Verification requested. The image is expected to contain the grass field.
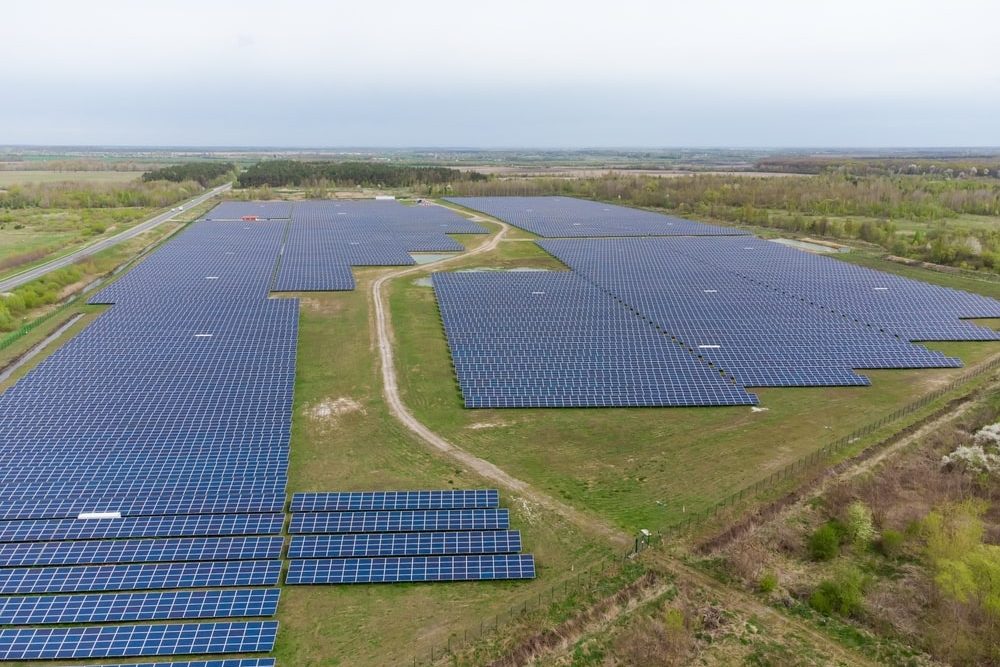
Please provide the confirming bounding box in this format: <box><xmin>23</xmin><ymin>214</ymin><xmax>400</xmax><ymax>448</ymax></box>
<box><xmin>0</xmin><ymin>170</ymin><xmax>141</xmax><ymax>186</ymax></box>
<box><xmin>0</xmin><ymin>207</ymin><xmax>158</xmax><ymax>279</ymax></box>
<box><xmin>388</xmin><ymin>228</ymin><xmax>1000</xmax><ymax>535</ymax></box>
<box><xmin>275</xmin><ymin>264</ymin><xmax>617</xmax><ymax>667</ymax></box>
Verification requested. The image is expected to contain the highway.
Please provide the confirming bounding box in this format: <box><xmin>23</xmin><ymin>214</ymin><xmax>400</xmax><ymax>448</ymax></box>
<box><xmin>0</xmin><ymin>182</ymin><xmax>231</xmax><ymax>293</ymax></box>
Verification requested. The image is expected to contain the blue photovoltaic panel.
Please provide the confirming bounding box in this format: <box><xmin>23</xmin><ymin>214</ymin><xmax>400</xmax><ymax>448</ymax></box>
<box><xmin>0</xmin><ymin>218</ymin><xmax>295</xmax><ymax>534</ymax></box>
<box><xmin>0</xmin><ymin>514</ymin><xmax>284</xmax><ymax>543</ymax></box>
<box><xmin>0</xmin><ymin>588</ymin><xmax>280</xmax><ymax>625</ymax></box>
<box><xmin>288</xmin><ymin>530</ymin><xmax>522</xmax><ymax>558</ymax></box>
<box><xmin>204</xmin><ymin>201</ymin><xmax>293</xmax><ymax>219</ymax></box>
<box><xmin>290</xmin><ymin>489</ymin><xmax>500</xmax><ymax>512</ymax></box>
<box><xmin>445</xmin><ymin>196</ymin><xmax>747</xmax><ymax>237</ymax></box>
<box><xmin>432</xmin><ymin>271</ymin><xmax>758</xmax><ymax>407</ymax></box>
<box><xmin>68</xmin><ymin>661</ymin><xmax>276</xmax><ymax>667</ymax></box>
<box><xmin>0</xmin><ymin>560</ymin><xmax>280</xmax><ymax>595</ymax></box>
<box><xmin>273</xmin><ymin>199</ymin><xmax>486</xmax><ymax>291</ymax></box>
<box><xmin>539</xmin><ymin>238</ymin><xmax>966</xmax><ymax>388</ymax></box>
<box><xmin>68</xmin><ymin>661</ymin><xmax>275</xmax><ymax>667</ymax></box>
<box><xmin>0</xmin><ymin>493</ymin><xmax>287</xmax><ymax>521</ymax></box>
<box><xmin>0</xmin><ymin>536</ymin><xmax>284</xmax><ymax>567</ymax></box>
<box><xmin>290</xmin><ymin>509</ymin><xmax>510</xmax><ymax>534</ymax></box>
<box><xmin>0</xmin><ymin>621</ymin><xmax>278</xmax><ymax>660</ymax></box>
<box><xmin>286</xmin><ymin>554</ymin><xmax>536</xmax><ymax>584</ymax></box>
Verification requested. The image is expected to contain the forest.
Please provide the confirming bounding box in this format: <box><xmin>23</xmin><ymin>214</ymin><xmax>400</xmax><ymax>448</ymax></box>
<box><xmin>237</xmin><ymin>160</ymin><xmax>485</xmax><ymax>188</ymax></box>
<box><xmin>142</xmin><ymin>162</ymin><xmax>235</xmax><ymax>186</ymax></box>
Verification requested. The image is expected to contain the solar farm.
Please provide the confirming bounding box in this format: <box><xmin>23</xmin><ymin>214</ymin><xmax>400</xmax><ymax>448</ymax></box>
<box><xmin>1</xmin><ymin>194</ymin><xmax>999</xmax><ymax>665</ymax></box>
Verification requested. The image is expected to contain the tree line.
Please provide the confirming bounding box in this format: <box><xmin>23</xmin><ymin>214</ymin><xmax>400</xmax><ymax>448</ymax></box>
<box><xmin>142</xmin><ymin>162</ymin><xmax>235</xmax><ymax>187</ymax></box>
<box><xmin>237</xmin><ymin>160</ymin><xmax>485</xmax><ymax>188</ymax></box>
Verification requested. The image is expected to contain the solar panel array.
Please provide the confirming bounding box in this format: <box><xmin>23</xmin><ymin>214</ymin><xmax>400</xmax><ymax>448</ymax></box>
<box><xmin>204</xmin><ymin>201</ymin><xmax>293</xmax><ymax>220</ymax></box>
<box><xmin>286</xmin><ymin>489</ymin><xmax>535</xmax><ymax>585</ymax></box>
<box><xmin>540</xmin><ymin>238</ymin><xmax>966</xmax><ymax>387</ymax></box>
<box><xmin>433</xmin><ymin>271</ymin><xmax>758</xmax><ymax>407</ymax></box>
<box><xmin>0</xmin><ymin>217</ymin><xmax>294</xmax><ymax>660</ymax></box>
<box><xmin>637</xmin><ymin>237</ymin><xmax>1000</xmax><ymax>342</ymax></box>
<box><xmin>274</xmin><ymin>200</ymin><xmax>487</xmax><ymax>290</ymax></box>
<box><xmin>446</xmin><ymin>196</ymin><xmax>748</xmax><ymax>237</ymax></box>
<box><xmin>432</xmin><ymin>198</ymin><xmax>1000</xmax><ymax>406</ymax></box>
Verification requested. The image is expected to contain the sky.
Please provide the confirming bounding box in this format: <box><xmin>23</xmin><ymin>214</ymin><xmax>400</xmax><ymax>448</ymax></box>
<box><xmin>2</xmin><ymin>0</ymin><xmax>999</xmax><ymax>147</ymax></box>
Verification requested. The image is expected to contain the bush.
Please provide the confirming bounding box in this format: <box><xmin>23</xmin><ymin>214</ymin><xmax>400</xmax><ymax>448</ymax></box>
<box><xmin>758</xmin><ymin>571</ymin><xmax>778</xmax><ymax>593</ymax></box>
<box><xmin>878</xmin><ymin>529</ymin><xmax>905</xmax><ymax>558</ymax></box>
<box><xmin>809</xmin><ymin>567</ymin><xmax>867</xmax><ymax>618</ymax></box>
<box><xmin>809</xmin><ymin>522</ymin><xmax>842</xmax><ymax>561</ymax></box>
<box><xmin>844</xmin><ymin>501</ymin><xmax>877</xmax><ymax>546</ymax></box>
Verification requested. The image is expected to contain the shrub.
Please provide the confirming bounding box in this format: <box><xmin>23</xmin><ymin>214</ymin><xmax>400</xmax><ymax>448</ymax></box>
<box><xmin>809</xmin><ymin>566</ymin><xmax>867</xmax><ymax>618</ymax></box>
<box><xmin>844</xmin><ymin>501</ymin><xmax>877</xmax><ymax>546</ymax></box>
<box><xmin>809</xmin><ymin>522</ymin><xmax>841</xmax><ymax>561</ymax></box>
<box><xmin>758</xmin><ymin>571</ymin><xmax>778</xmax><ymax>593</ymax></box>
<box><xmin>878</xmin><ymin>529</ymin><xmax>905</xmax><ymax>558</ymax></box>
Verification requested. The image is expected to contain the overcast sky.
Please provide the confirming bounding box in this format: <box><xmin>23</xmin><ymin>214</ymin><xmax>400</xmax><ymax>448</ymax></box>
<box><xmin>2</xmin><ymin>0</ymin><xmax>998</xmax><ymax>147</ymax></box>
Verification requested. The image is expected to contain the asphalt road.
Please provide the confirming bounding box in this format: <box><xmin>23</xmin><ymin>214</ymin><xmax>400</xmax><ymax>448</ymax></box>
<box><xmin>0</xmin><ymin>182</ymin><xmax>231</xmax><ymax>293</ymax></box>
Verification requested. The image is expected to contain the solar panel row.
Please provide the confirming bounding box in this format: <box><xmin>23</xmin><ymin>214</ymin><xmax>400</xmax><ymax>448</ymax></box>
<box><xmin>0</xmin><ymin>588</ymin><xmax>279</xmax><ymax>625</ymax></box>
<box><xmin>287</xmin><ymin>555</ymin><xmax>536</xmax><ymax>584</ymax></box>
<box><xmin>63</xmin><ymin>661</ymin><xmax>276</xmax><ymax>667</ymax></box>
<box><xmin>288</xmin><ymin>530</ymin><xmax>522</xmax><ymax>558</ymax></box>
<box><xmin>290</xmin><ymin>489</ymin><xmax>500</xmax><ymax>512</ymax></box>
<box><xmin>290</xmin><ymin>509</ymin><xmax>511</xmax><ymax>534</ymax></box>
<box><xmin>0</xmin><ymin>560</ymin><xmax>281</xmax><ymax>595</ymax></box>
<box><xmin>63</xmin><ymin>661</ymin><xmax>275</xmax><ymax>667</ymax></box>
<box><xmin>0</xmin><ymin>536</ymin><xmax>284</xmax><ymax>567</ymax></box>
<box><xmin>0</xmin><ymin>621</ymin><xmax>278</xmax><ymax>660</ymax></box>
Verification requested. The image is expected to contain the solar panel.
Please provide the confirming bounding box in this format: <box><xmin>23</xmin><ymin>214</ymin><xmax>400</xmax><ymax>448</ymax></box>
<box><xmin>290</xmin><ymin>489</ymin><xmax>500</xmax><ymax>512</ymax></box>
<box><xmin>0</xmin><ymin>536</ymin><xmax>284</xmax><ymax>567</ymax></box>
<box><xmin>0</xmin><ymin>621</ymin><xmax>278</xmax><ymax>660</ymax></box>
<box><xmin>0</xmin><ymin>560</ymin><xmax>281</xmax><ymax>595</ymax></box>
<box><xmin>0</xmin><ymin>588</ymin><xmax>280</xmax><ymax>625</ymax></box>
<box><xmin>288</xmin><ymin>530</ymin><xmax>522</xmax><ymax>558</ymax></box>
<box><xmin>445</xmin><ymin>196</ymin><xmax>747</xmax><ymax>237</ymax></box>
<box><xmin>289</xmin><ymin>509</ymin><xmax>510</xmax><ymax>534</ymax></box>
<box><xmin>0</xmin><ymin>493</ymin><xmax>287</xmax><ymax>521</ymax></box>
<box><xmin>0</xmin><ymin>514</ymin><xmax>285</xmax><ymax>543</ymax></box>
<box><xmin>538</xmin><ymin>238</ymin><xmax>967</xmax><ymax>388</ymax></box>
<box><xmin>65</xmin><ymin>661</ymin><xmax>276</xmax><ymax>667</ymax></box>
<box><xmin>432</xmin><ymin>271</ymin><xmax>758</xmax><ymax>407</ymax></box>
<box><xmin>286</xmin><ymin>554</ymin><xmax>536</xmax><ymax>584</ymax></box>
<box><xmin>65</xmin><ymin>661</ymin><xmax>275</xmax><ymax>667</ymax></box>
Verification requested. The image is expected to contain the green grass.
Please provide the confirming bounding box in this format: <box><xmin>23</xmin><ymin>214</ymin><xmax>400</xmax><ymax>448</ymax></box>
<box><xmin>389</xmin><ymin>238</ymin><xmax>1000</xmax><ymax>535</ymax></box>
<box><xmin>0</xmin><ymin>207</ymin><xmax>158</xmax><ymax>279</ymax></box>
<box><xmin>0</xmin><ymin>170</ymin><xmax>142</xmax><ymax>186</ymax></box>
<box><xmin>276</xmin><ymin>269</ymin><xmax>615</xmax><ymax>667</ymax></box>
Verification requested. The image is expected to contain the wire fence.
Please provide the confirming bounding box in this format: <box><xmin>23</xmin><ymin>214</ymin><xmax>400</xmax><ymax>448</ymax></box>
<box><xmin>414</xmin><ymin>351</ymin><xmax>1000</xmax><ymax>665</ymax></box>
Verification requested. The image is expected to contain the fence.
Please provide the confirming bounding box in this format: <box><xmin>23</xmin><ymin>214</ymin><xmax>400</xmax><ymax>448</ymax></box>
<box><xmin>414</xmin><ymin>352</ymin><xmax>1000</xmax><ymax>665</ymax></box>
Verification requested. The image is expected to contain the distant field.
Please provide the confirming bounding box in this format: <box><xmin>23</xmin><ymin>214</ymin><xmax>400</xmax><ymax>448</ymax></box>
<box><xmin>389</xmin><ymin>224</ymin><xmax>1000</xmax><ymax>534</ymax></box>
<box><xmin>0</xmin><ymin>170</ymin><xmax>141</xmax><ymax>186</ymax></box>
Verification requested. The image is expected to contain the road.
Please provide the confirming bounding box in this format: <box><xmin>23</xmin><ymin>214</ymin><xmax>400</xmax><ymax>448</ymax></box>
<box><xmin>0</xmin><ymin>182</ymin><xmax>231</xmax><ymax>293</ymax></box>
